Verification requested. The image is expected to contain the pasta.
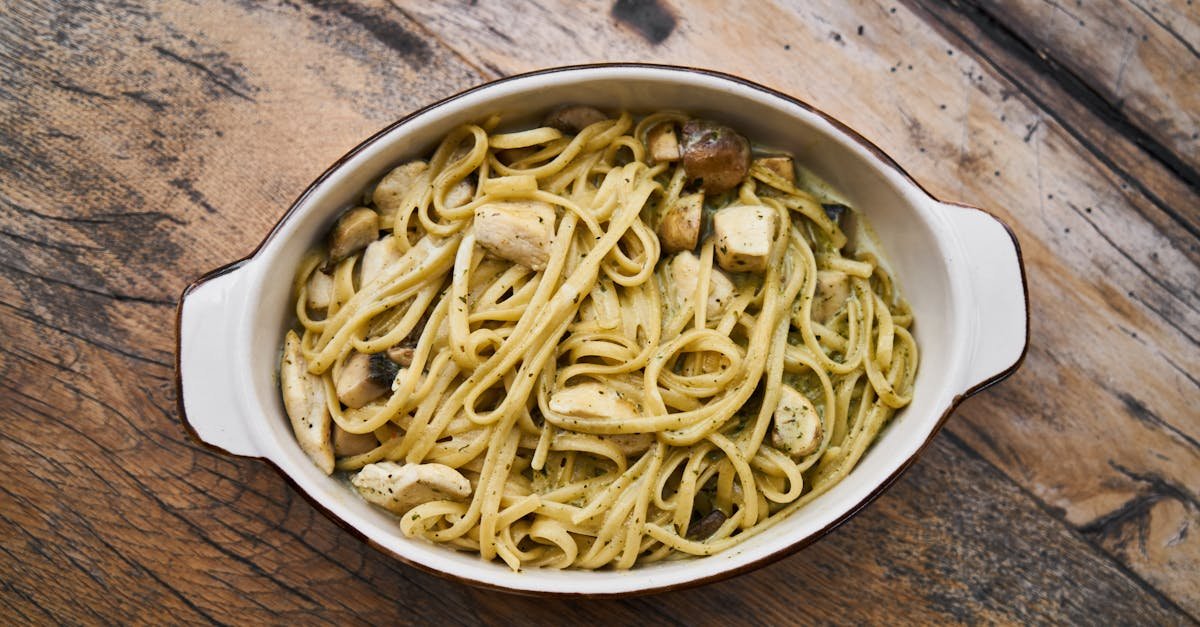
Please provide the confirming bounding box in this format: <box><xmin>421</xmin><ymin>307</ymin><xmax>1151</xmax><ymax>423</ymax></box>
<box><xmin>279</xmin><ymin>106</ymin><xmax>918</xmax><ymax>570</ymax></box>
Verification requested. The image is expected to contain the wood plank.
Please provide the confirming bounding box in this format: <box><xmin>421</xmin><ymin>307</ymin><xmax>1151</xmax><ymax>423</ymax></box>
<box><xmin>0</xmin><ymin>0</ymin><xmax>1195</xmax><ymax>621</ymax></box>
<box><xmin>398</xmin><ymin>0</ymin><xmax>1200</xmax><ymax>611</ymax></box>
<box><xmin>0</xmin><ymin>310</ymin><xmax>1188</xmax><ymax>623</ymax></box>
<box><xmin>968</xmin><ymin>0</ymin><xmax>1199</xmax><ymax>181</ymax></box>
<box><xmin>905</xmin><ymin>0</ymin><xmax>1200</xmax><ymax>275</ymax></box>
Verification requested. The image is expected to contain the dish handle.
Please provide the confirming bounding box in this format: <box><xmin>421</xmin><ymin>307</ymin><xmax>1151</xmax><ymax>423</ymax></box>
<box><xmin>936</xmin><ymin>202</ymin><xmax>1029</xmax><ymax>392</ymax></box>
<box><xmin>177</xmin><ymin>264</ymin><xmax>263</xmax><ymax>459</ymax></box>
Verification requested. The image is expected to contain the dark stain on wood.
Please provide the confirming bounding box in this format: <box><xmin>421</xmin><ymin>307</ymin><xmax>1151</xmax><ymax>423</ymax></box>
<box><xmin>121</xmin><ymin>90</ymin><xmax>169</xmax><ymax>112</ymax></box>
<box><xmin>311</xmin><ymin>0</ymin><xmax>433</xmax><ymax>69</ymax></box>
<box><xmin>1080</xmin><ymin>462</ymin><xmax>1199</xmax><ymax>557</ymax></box>
<box><xmin>611</xmin><ymin>0</ymin><xmax>676</xmax><ymax>45</ymax></box>
<box><xmin>50</xmin><ymin>79</ymin><xmax>116</xmax><ymax>101</ymax></box>
<box><xmin>1117</xmin><ymin>392</ymin><xmax>1200</xmax><ymax>450</ymax></box>
<box><xmin>152</xmin><ymin>45</ymin><xmax>258</xmax><ymax>102</ymax></box>
<box><xmin>169</xmin><ymin>178</ymin><xmax>219</xmax><ymax>214</ymax></box>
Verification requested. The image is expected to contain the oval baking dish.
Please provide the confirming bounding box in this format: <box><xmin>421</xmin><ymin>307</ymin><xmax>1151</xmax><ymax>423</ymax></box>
<box><xmin>176</xmin><ymin>64</ymin><xmax>1028</xmax><ymax>596</ymax></box>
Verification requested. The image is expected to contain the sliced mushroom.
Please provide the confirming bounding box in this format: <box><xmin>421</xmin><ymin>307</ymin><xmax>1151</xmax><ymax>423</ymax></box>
<box><xmin>713</xmin><ymin>204</ymin><xmax>778</xmax><ymax>273</ymax></box>
<box><xmin>658</xmin><ymin>192</ymin><xmax>703</xmax><ymax>253</ymax></box>
<box><xmin>360</xmin><ymin>235</ymin><xmax>402</xmax><ymax>288</ymax></box>
<box><xmin>548</xmin><ymin>381</ymin><xmax>638</xmax><ymax>420</ymax></box>
<box><xmin>333</xmin><ymin>424</ymin><xmax>379</xmax><ymax>457</ymax></box>
<box><xmin>373</xmin><ymin>160</ymin><xmax>429</xmax><ymax>216</ymax></box>
<box><xmin>327</xmin><ymin>207</ymin><xmax>379</xmax><ymax>268</ymax></box>
<box><xmin>281</xmin><ymin>330</ymin><xmax>334</xmax><ymax>474</ymax></box>
<box><xmin>687</xmin><ymin>509</ymin><xmax>728</xmax><ymax>540</ymax></box>
<box><xmin>680</xmin><ymin>119</ymin><xmax>751</xmax><ymax>194</ymax></box>
<box><xmin>543</xmin><ymin>105</ymin><xmax>608</xmax><ymax>134</ymax></box>
<box><xmin>753</xmin><ymin>155</ymin><xmax>795</xmax><ymax>184</ymax></box>
<box><xmin>771</xmin><ymin>385</ymin><xmax>823</xmax><ymax>459</ymax></box>
<box><xmin>336</xmin><ymin>352</ymin><xmax>399</xmax><ymax>409</ymax></box>
<box><xmin>474</xmin><ymin>200</ymin><xmax>556</xmax><ymax>271</ymax></box>
<box><xmin>385</xmin><ymin>312</ymin><xmax>427</xmax><ymax>367</ymax></box>
<box><xmin>647</xmin><ymin>122</ymin><xmax>681</xmax><ymax>163</ymax></box>
<box><xmin>351</xmin><ymin>461</ymin><xmax>472</xmax><ymax>516</ymax></box>
<box><xmin>822</xmin><ymin>203</ymin><xmax>849</xmax><ymax>223</ymax></box>
<box><xmin>386</xmin><ymin>346</ymin><xmax>415</xmax><ymax>367</ymax></box>
<box><xmin>306</xmin><ymin>269</ymin><xmax>334</xmax><ymax>314</ymax></box>
<box><xmin>668</xmin><ymin>251</ymin><xmax>736</xmax><ymax>320</ymax></box>
<box><xmin>812</xmin><ymin>270</ymin><xmax>850</xmax><ymax>323</ymax></box>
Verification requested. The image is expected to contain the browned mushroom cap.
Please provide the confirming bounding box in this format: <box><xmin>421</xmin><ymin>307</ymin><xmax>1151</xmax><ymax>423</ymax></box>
<box><xmin>687</xmin><ymin>509</ymin><xmax>728</xmax><ymax>540</ymax></box>
<box><xmin>543</xmin><ymin>105</ymin><xmax>608</xmax><ymax>134</ymax></box>
<box><xmin>680</xmin><ymin>119</ymin><xmax>751</xmax><ymax>194</ymax></box>
<box><xmin>327</xmin><ymin>207</ymin><xmax>379</xmax><ymax>267</ymax></box>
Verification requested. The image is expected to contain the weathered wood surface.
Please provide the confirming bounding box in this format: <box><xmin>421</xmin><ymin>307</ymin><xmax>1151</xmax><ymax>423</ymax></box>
<box><xmin>0</xmin><ymin>0</ymin><xmax>1195</xmax><ymax>623</ymax></box>
<box><xmin>973</xmin><ymin>0</ymin><xmax>1200</xmax><ymax>177</ymax></box>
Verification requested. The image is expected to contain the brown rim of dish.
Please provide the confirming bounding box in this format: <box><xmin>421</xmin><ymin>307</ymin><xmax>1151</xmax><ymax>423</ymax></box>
<box><xmin>173</xmin><ymin>63</ymin><xmax>1031</xmax><ymax>598</ymax></box>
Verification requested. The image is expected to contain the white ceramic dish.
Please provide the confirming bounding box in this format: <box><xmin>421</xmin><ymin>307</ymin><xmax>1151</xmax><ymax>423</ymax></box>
<box><xmin>176</xmin><ymin>64</ymin><xmax>1028</xmax><ymax>596</ymax></box>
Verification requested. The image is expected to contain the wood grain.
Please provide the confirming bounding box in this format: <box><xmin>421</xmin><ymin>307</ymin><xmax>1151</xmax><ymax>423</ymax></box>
<box><xmin>972</xmin><ymin>0</ymin><xmax>1200</xmax><ymax>178</ymax></box>
<box><xmin>1</xmin><ymin>0</ymin><xmax>1196</xmax><ymax>623</ymax></box>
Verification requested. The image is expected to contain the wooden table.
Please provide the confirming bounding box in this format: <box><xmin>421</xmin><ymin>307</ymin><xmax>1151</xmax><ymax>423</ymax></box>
<box><xmin>2</xmin><ymin>0</ymin><xmax>1196</xmax><ymax>623</ymax></box>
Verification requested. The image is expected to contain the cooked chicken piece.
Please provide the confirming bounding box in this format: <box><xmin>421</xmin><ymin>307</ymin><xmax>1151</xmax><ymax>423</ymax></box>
<box><xmin>680</xmin><ymin>119</ymin><xmax>751</xmax><ymax>194</ymax></box>
<box><xmin>647</xmin><ymin>122</ymin><xmax>681</xmax><ymax>163</ymax></box>
<box><xmin>360</xmin><ymin>236</ymin><xmax>402</xmax><ymax>288</ymax></box>
<box><xmin>753</xmin><ymin>155</ymin><xmax>795</xmax><ymax>184</ymax></box>
<box><xmin>336</xmin><ymin>352</ymin><xmax>399</xmax><ymax>408</ymax></box>
<box><xmin>373</xmin><ymin>160</ymin><xmax>429</xmax><ymax>216</ymax></box>
<box><xmin>812</xmin><ymin>270</ymin><xmax>850</xmax><ymax>323</ymax></box>
<box><xmin>306</xmin><ymin>269</ymin><xmax>334</xmax><ymax>314</ymax></box>
<box><xmin>474</xmin><ymin>200</ymin><xmax>556</xmax><ymax>271</ymax></box>
<box><xmin>333</xmin><ymin>425</ymin><xmax>379</xmax><ymax>457</ymax></box>
<box><xmin>668</xmin><ymin>251</ymin><xmax>736</xmax><ymax>320</ymax></box>
<box><xmin>771</xmin><ymin>385</ymin><xmax>823</xmax><ymax>459</ymax></box>
<box><xmin>351</xmin><ymin>461</ymin><xmax>472</xmax><ymax>515</ymax></box>
<box><xmin>549</xmin><ymin>381</ymin><xmax>639</xmax><ymax>420</ymax></box>
<box><xmin>658</xmin><ymin>192</ymin><xmax>703</xmax><ymax>253</ymax></box>
<box><xmin>327</xmin><ymin>207</ymin><xmax>379</xmax><ymax>267</ymax></box>
<box><xmin>713</xmin><ymin>205</ymin><xmax>778</xmax><ymax>273</ymax></box>
<box><xmin>543</xmin><ymin>105</ymin><xmax>608</xmax><ymax>134</ymax></box>
<box><xmin>444</xmin><ymin>179</ymin><xmax>475</xmax><ymax>209</ymax></box>
<box><xmin>281</xmin><ymin>330</ymin><xmax>334</xmax><ymax>474</ymax></box>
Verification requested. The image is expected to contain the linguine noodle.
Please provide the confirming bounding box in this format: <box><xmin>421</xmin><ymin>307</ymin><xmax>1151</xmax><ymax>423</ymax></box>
<box><xmin>281</xmin><ymin>109</ymin><xmax>918</xmax><ymax>570</ymax></box>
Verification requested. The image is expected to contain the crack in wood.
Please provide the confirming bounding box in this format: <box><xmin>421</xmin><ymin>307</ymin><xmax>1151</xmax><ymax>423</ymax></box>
<box><xmin>1116</xmin><ymin>391</ymin><xmax>1200</xmax><ymax>451</ymax></box>
<box><xmin>1126</xmin><ymin>0</ymin><xmax>1200</xmax><ymax>60</ymax></box>
<box><xmin>0</xmin><ymin>300</ymin><xmax>171</xmax><ymax>368</ymax></box>
<box><xmin>1064</xmin><ymin>201</ymin><xmax>1200</xmax><ymax>316</ymax></box>
<box><xmin>0</xmin><ymin>259</ymin><xmax>174</xmax><ymax>306</ymax></box>
<box><xmin>152</xmin><ymin>45</ymin><xmax>257</xmax><ymax>103</ymax></box>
